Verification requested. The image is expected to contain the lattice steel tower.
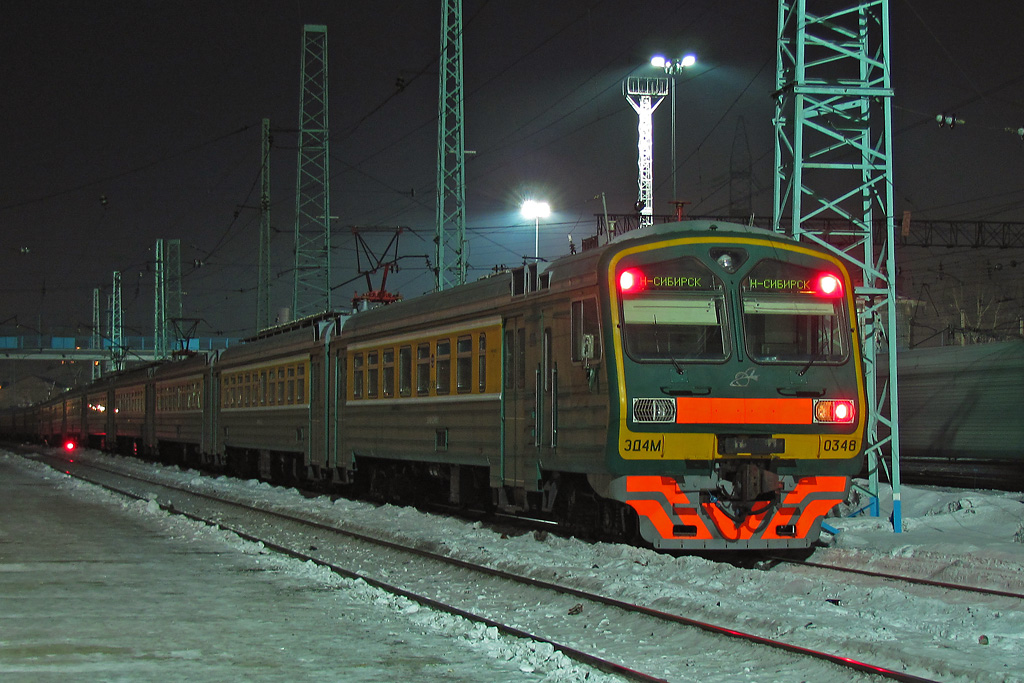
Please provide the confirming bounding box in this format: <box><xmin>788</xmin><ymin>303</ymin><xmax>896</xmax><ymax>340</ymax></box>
<box><xmin>293</xmin><ymin>25</ymin><xmax>331</xmax><ymax>318</ymax></box>
<box><xmin>435</xmin><ymin>0</ymin><xmax>467</xmax><ymax>290</ymax></box>
<box><xmin>773</xmin><ymin>0</ymin><xmax>901</xmax><ymax>530</ymax></box>
<box><xmin>154</xmin><ymin>239</ymin><xmax>167</xmax><ymax>360</ymax></box>
<box><xmin>258</xmin><ymin>118</ymin><xmax>272</xmax><ymax>331</ymax></box>
<box><xmin>108</xmin><ymin>271</ymin><xmax>124</xmax><ymax>373</ymax></box>
<box><xmin>624</xmin><ymin>77</ymin><xmax>668</xmax><ymax>228</ymax></box>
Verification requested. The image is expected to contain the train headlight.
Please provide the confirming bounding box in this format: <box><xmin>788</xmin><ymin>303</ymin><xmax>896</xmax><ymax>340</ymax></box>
<box><xmin>813</xmin><ymin>399</ymin><xmax>855</xmax><ymax>424</ymax></box>
<box><xmin>633</xmin><ymin>397</ymin><xmax>676</xmax><ymax>423</ymax></box>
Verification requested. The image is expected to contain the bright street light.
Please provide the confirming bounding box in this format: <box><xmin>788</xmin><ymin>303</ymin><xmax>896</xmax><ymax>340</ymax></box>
<box><xmin>521</xmin><ymin>200</ymin><xmax>551</xmax><ymax>261</ymax></box>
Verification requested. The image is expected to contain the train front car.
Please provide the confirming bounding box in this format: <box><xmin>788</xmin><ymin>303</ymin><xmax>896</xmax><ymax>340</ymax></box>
<box><xmin>601</xmin><ymin>222</ymin><xmax>866</xmax><ymax>550</ymax></box>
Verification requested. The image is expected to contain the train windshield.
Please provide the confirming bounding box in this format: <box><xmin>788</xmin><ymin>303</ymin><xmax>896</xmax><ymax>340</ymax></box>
<box><xmin>618</xmin><ymin>258</ymin><xmax>728</xmax><ymax>362</ymax></box>
<box><xmin>741</xmin><ymin>259</ymin><xmax>849</xmax><ymax>364</ymax></box>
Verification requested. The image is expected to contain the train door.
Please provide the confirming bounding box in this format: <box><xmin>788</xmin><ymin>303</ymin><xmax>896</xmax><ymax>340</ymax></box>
<box><xmin>309</xmin><ymin>355</ymin><xmax>323</xmax><ymax>470</ymax></box>
<box><xmin>501</xmin><ymin>314</ymin><xmax>539</xmax><ymax>496</ymax></box>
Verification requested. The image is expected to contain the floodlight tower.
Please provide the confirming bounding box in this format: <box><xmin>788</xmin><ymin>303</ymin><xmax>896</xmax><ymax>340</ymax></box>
<box><xmin>293</xmin><ymin>24</ymin><xmax>332</xmax><ymax>318</ymax></box>
<box><xmin>773</xmin><ymin>0</ymin><xmax>901</xmax><ymax>530</ymax></box>
<box><xmin>624</xmin><ymin>77</ymin><xmax>669</xmax><ymax>228</ymax></box>
<box><xmin>435</xmin><ymin>0</ymin><xmax>467</xmax><ymax>290</ymax></box>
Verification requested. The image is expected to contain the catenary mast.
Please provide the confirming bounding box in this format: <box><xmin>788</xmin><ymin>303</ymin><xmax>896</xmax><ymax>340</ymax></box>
<box><xmin>435</xmin><ymin>0</ymin><xmax>467</xmax><ymax>291</ymax></box>
<box><xmin>773</xmin><ymin>0</ymin><xmax>902</xmax><ymax>530</ymax></box>
<box><xmin>292</xmin><ymin>25</ymin><xmax>331</xmax><ymax>319</ymax></box>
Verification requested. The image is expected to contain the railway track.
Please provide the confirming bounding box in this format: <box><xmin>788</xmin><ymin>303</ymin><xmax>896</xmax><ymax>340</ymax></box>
<box><xmin>34</xmin><ymin>448</ymin><xmax>942</xmax><ymax>683</ymax></box>
<box><xmin>763</xmin><ymin>555</ymin><xmax>1024</xmax><ymax>601</ymax></box>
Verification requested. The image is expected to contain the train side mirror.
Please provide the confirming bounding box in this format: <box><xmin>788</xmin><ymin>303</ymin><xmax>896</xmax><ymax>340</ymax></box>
<box><xmin>581</xmin><ymin>334</ymin><xmax>595</xmax><ymax>366</ymax></box>
<box><xmin>581</xmin><ymin>334</ymin><xmax>595</xmax><ymax>360</ymax></box>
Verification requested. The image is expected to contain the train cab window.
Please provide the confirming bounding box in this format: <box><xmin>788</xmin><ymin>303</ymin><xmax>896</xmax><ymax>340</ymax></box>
<box><xmin>618</xmin><ymin>259</ymin><xmax>728</xmax><ymax>362</ymax></box>
<box><xmin>382</xmin><ymin>349</ymin><xmax>395</xmax><ymax>397</ymax></box>
<box><xmin>416</xmin><ymin>343</ymin><xmax>431</xmax><ymax>396</ymax></box>
<box><xmin>478</xmin><ymin>334</ymin><xmax>487</xmax><ymax>392</ymax></box>
<box><xmin>456</xmin><ymin>336</ymin><xmax>472</xmax><ymax>393</ymax></box>
<box><xmin>436</xmin><ymin>339</ymin><xmax>451</xmax><ymax>395</ymax></box>
<box><xmin>399</xmin><ymin>346</ymin><xmax>412</xmax><ymax>397</ymax></box>
<box><xmin>366</xmin><ymin>351</ymin><xmax>379</xmax><ymax>398</ymax></box>
<box><xmin>352</xmin><ymin>353</ymin><xmax>364</xmax><ymax>399</ymax></box>
<box><xmin>571</xmin><ymin>298</ymin><xmax>602</xmax><ymax>363</ymax></box>
<box><xmin>741</xmin><ymin>260</ymin><xmax>848</xmax><ymax>364</ymax></box>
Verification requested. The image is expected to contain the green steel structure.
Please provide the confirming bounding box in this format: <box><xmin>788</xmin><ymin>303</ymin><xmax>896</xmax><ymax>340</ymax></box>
<box><xmin>293</xmin><ymin>25</ymin><xmax>332</xmax><ymax>319</ymax></box>
<box><xmin>773</xmin><ymin>0</ymin><xmax>901</xmax><ymax>530</ymax></box>
<box><xmin>435</xmin><ymin>0</ymin><xmax>467</xmax><ymax>290</ymax></box>
<box><xmin>91</xmin><ymin>288</ymin><xmax>101</xmax><ymax>380</ymax></box>
<box><xmin>109</xmin><ymin>271</ymin><xmax>124</xmax><ymax>373</ymax></box>
<box><xmin>154</xmin><ymin>239</ymin><xmax>167</xmax><ymax>360</ymax></box>
<box><xmin>258</xmin><ymin>118</ymin><xmax>272</xmax><ymax>331</ymax></box>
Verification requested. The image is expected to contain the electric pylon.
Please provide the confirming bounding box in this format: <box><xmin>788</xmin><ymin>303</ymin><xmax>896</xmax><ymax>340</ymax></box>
<box><xmin>773</xmin><ymin>0</ymin><xmax>902</xmax><ymax>530</ymax></box>
<box><xmin>624</xmin><ymin>77</ymin><xmax>668</xmax><ymax>228</ymax></box>
<box><xmin>435</xmin><ymin>0</ymin><xmax>467</xmax><ymax>291</ymax></box>
<box><xmin>293</xmin><ymin>24</ymin><xmax>332</xmax><ymax>318</ymax></box>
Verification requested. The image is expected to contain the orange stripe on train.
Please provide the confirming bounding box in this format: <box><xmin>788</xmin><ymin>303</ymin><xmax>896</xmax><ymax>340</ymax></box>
<box><xmin>675</xmin><ymin>396</ymin><xmax>813</xmax><ymax>424</ymax></box>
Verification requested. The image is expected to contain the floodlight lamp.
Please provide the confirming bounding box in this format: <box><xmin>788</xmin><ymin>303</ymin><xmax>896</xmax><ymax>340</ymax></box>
<box><xmin>651</xmin><ymin>55</ymin><xmax>667</xmax><ymax>68</ymax></box>
<box><xmin>681</xmin><ymin>54</ymin><xmax>697</xmax><ymax>68</ymax></box>
<box><xmin>521</xmin><ymin>200</ymin><xmax>550</xmax><ymax>220</ymax></box>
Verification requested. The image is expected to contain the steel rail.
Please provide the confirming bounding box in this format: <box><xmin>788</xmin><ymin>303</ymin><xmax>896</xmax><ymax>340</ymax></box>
<box><xmin>766</xmin><ymin>555</ymin><xmax>1024</xmax><ymax>601</ymax></box>
<box><xmin>51</xmin><ymin>453</ymin><xmax>940</xmax><ymax>683</ymax></box>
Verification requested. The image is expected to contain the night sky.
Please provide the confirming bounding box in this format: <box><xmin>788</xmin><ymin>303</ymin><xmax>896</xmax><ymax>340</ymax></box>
<box><xmin>1</xmin><ymin>1</ymin><xmax>1022</xmax><ymax>342</ymax></box>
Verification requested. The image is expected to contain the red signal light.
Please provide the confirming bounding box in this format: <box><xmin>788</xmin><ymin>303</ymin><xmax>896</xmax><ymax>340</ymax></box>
<box><xmin>814</xmin><ymin>399</ymin><xmax>855</xmax><ymax>424</ymax></box>
<box><xmin>64</xmin><ymin>440</ymin><xmax>76</xmax><ymax>452</ymax></box>
<box><xmin>619</xmin><ymin>268</ymin><xmax>645</xmax><ymax>293</ymax></box>
<box><xmin>815</xmin><ymin>273</ymin><xmax>843</xmax><ymax>298</ymax></box>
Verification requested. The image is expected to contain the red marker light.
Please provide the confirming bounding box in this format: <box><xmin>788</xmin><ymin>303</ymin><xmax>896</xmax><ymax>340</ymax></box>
<box><xmin>619</xmin><ymin>268</ymin><xmax>645</xmax><ymax>293</ymax></box>
<box><xmin>816</xmin><ymin>273</ymin><xmax>843</xmax><ymax>298</ymax></box>
<box><xmin>64</xmin><ymin>440</ymin><xmax>76</xmax><ymax>452</ymax></box>
<box><xmin>814</xmin><ymin>399</ymin><xmax>855</xmax><ymax>424</ymax></box>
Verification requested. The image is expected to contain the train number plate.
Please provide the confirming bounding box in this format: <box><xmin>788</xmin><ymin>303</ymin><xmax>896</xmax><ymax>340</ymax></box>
<box><xmin>622</xmin><ymin>436</ymin><xmax>664</xmax><ymax>453</ymax></box>
<box><xmin>822</xmin><ymin>438</ymin><xmax>858</xmax><ymax>452</ymax></box>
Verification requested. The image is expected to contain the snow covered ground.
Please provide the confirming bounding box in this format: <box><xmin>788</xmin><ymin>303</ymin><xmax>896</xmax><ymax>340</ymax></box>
<box><xmin>3</xmin><ymin>446</ymin><xmax>1023</xmax><ymax>682</ymax></box>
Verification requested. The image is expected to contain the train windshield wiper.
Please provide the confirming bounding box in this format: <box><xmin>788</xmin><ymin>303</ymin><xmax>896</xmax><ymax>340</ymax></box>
<box><xmin>652</xmin><ymin>315</ymin><xmax>686</xmax><ymax>376</ymax></box>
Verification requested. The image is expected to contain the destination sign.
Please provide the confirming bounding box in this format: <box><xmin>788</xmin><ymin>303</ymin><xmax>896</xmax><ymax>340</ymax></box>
<box><xmin>745</xmin><ymin>278</ymin><xmax>812</xmax><ymax>293</ymax></box>
<box><xmin>618</xmin><ymin>262</ymin><xmax>719</xmax><ymax>293</ymax></box>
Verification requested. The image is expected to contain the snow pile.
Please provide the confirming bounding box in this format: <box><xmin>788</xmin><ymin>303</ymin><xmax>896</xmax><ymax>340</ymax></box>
<box><xmin>7</xmin><ymin>447</ymin><xmax>1024</xmax><ymax>682</ymax></box>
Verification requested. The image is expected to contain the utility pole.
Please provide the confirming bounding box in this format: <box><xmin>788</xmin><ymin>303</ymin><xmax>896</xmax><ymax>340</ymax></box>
<box><xmin>258</xmin><ymin>118</ymin><xmax>272</xmax><ymax>331</ymax></box>
<box><xmin>773</xmin><ymin>0</ymin><xmax>901</xmax><ymax>530</ymax></box>
<box><xmin>293</xmin><ymin>25</ymin><xmax>331</xmax><ymax>318</ymax></box>
<box><xmin>435</xmin><ymin>0</ymin><xmax>467</xmax><ymax>290</ymax></box>
<box><xmin>624</xmin><ymin>77</ymin><xmax>668</xmax><ymax>228</ymax></box>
